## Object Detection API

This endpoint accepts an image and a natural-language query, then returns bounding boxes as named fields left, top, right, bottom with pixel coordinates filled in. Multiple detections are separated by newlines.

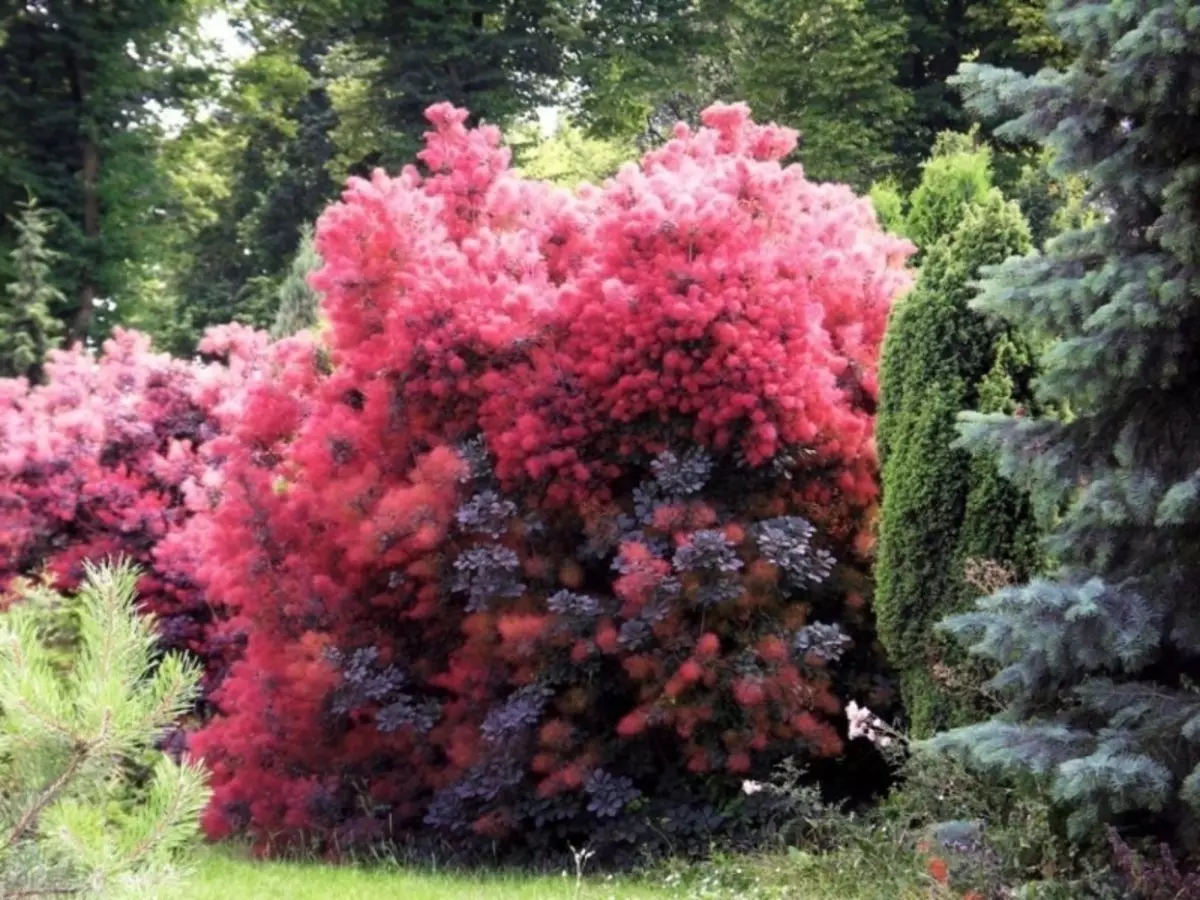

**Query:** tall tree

left=160, top=41, right=338, bottom=352
left=567, top=0, right=733, bottom=143
left=155, top=1, right=571, bottom=353
left=931, top=0, right=1200, bottom=849
left=0, top=201, right=63, bottom=381
left=0, top=0, right=209, bottom=345
left=568, top=0, right=1068, bottom=184
left=350, top=0, right=569, bottom=171
left=568, top=0, right=909, bottom=186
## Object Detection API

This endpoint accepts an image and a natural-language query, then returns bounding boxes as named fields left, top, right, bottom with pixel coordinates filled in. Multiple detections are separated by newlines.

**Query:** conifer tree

left=0, top=560, right=210, bottom=898
left=903, top=136, right=994, bottom=255
left=269, top=224, right=323, bottom=339
left=930, top=0, right=1200, bottom=848
left=0, top=201, right=63, bottom=381
left=876, top=189, right=1041, bottom=737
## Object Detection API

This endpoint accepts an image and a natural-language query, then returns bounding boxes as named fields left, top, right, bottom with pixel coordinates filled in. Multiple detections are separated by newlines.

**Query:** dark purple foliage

left=451, top=545, right=525, bottom=612
left=584, top=770, right=642, bottom=818
left=793, top=622, right=852, bottom=662
left=753, top=516, right=835, bottom=587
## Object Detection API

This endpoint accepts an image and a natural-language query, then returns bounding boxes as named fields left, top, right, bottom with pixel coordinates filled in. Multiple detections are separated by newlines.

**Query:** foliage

left=876, top=188, right=1041, bottom=737
left=509, top=121, right=636, bottom=189
left=568, top=0, right=911, bottom=187
left=155, top=42, right=339, bottom=353
left=0, top=560, right=210, bottom=899
left=728, top=0, right=912, bottom=188
left=328, top=0, right=570, bottom=173
left=889, top=0, right=1070, bottom=182
left=869, top=180, right=908, bottom=238
left=571, top=0, right=1069, bottom=186
left=0, top=200, right=63, bottom=381
left=566, top=0, right=731, bottom=143
left=1105, top=829, right=1200, bottom=900
left=270, top=225, right=324, bottom=338
left=930, top=0, right=1200, bottom=853
left=0, top=324, right=270, bottom=698
left=188, top=102, right=914, bottom=865
left=1007, top=150, right=1095, bottom=250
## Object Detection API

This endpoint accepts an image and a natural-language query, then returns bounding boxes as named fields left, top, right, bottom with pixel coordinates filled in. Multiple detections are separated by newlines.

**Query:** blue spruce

left=928, top=0, right=1200, bottom=850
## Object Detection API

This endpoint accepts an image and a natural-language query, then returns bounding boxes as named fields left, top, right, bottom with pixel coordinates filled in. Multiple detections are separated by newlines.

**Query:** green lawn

left=184, top=849, right=670, bottom=900
left=180, top=844, right=930, bottom=900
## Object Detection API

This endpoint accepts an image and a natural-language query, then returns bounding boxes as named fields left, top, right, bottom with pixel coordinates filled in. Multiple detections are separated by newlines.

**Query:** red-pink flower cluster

left=0, top=325, right=271, bottom=692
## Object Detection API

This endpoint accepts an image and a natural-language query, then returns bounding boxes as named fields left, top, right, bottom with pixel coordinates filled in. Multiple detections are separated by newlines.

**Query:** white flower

left=846, top=700, right=894, bottom=748
left=741, top=780, right=765, bottom=795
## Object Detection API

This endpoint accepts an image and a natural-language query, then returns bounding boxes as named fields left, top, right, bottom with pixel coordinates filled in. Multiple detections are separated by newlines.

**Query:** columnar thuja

left=189, top=102, right=913, bottom=862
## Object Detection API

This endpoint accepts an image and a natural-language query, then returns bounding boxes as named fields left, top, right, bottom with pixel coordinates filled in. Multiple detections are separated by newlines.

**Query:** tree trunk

left=74, top=136, right=99, bottom=343
left=65, top=46, right=99, bottom=346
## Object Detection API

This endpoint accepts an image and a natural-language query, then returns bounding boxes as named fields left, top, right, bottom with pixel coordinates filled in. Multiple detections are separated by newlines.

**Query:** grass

left=179, top=839, right=931, bottom=900
left=182, top=847, right=671, bottom=900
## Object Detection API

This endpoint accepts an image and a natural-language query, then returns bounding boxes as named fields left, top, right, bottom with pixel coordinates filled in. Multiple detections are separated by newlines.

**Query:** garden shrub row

left=0, top=103, right=914, bottom=865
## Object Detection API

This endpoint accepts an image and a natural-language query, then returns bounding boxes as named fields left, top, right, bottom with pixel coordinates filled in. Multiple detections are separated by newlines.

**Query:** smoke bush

left=188, top=102, right=913, bottom=863
left=0, top=325, right=270, bottom=695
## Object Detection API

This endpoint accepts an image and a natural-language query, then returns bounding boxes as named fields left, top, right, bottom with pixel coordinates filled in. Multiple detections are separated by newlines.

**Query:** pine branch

left=0, top=746, right=88, bottom=855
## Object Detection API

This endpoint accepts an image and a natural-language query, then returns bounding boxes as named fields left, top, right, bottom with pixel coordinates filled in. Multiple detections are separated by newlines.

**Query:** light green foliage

left=270, top=225, right=324, bottom=338
left=0, top=560, right=210, bottom=898
left=931, top=0, right=1200, bottom=851
left=0, top=200, right=63, bottom=380
left=876, top=190, right=1040, bottom=737
left=868, top=179, right=908, bottom=237
left=509, top=120, right=635, bottom=189
left=903, top=139, right=994, bottom=255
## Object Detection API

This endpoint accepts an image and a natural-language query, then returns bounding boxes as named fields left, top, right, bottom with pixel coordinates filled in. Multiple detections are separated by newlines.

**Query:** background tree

left=0, top=0, right=211, bottom=346
left=729, top=0, right=912, bottom=187
left=0, top=201, right=63, bottom=381
left=891, top=0, right=1070, bottom=182
left=569, top=0, right=1068, bottom=186
left=931, top=0, right=1200, bottom=850
left=153, top=1, right=573, bottom=353
left=0, top=560, right=209, bottom=898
